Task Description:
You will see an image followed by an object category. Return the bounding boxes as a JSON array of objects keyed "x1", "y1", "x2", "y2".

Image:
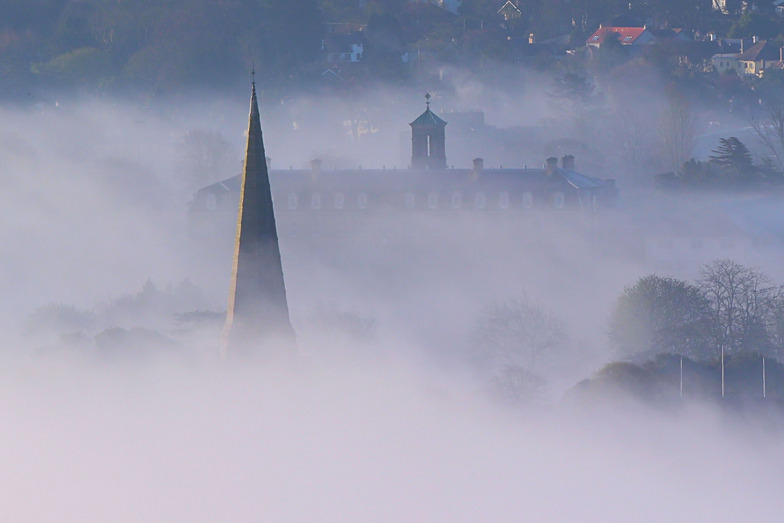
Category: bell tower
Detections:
[{"x1": 410, "y1": 93, "x2": 447, "y2": 170}]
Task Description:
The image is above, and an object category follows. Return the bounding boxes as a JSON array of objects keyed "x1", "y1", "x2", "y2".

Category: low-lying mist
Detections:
[
  {"x1": 2, "y1": 346, "x2": 784, "y2": 521},
  {"x1": 3, "y1": 79, "x2": 784, "y2": 520}
]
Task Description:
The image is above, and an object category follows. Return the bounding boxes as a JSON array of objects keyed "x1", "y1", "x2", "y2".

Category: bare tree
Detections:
[
  {"x1": 491, "y1": 365, "x2": 549, "y2": 404},
  {"x1": 659, "y1": 89, "x2": 696, "y2": 173},
  {"x1": 177, "y1": 128, "x2": 235, "y2": 188},
  {"x1": 764, "y1": 286, "x2": 784, "y2": 359},
  {"x1": 698, "y1": 260, "x2": 777, "y2": 355},
  {"x1": 474, "y1": 293, "x2": 567, "y2": 373},
  {"x1": 750, "y1": 104, "x2": 784, "y2": 170}
]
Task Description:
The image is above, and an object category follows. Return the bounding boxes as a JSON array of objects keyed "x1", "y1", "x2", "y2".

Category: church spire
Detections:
[{"x1": 221, "y1": 79, "x2": 295, "y2": 357}]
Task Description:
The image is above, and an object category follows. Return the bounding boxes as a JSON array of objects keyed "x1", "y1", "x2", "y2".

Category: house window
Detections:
[
  {"x1": 334, "y1": 192, "x2": 344, "y2": 210},
  {"x1": 311, "y1": 193, "x2": 321, "y2": 210},
  {"x1": 357, "y1": 192, "x2": 368, "y2": 209},
  {"x1": 522, "y1": 192, "x2": 533, "y2": 209},
  {"x1": 475, "y1": 192, "x2": 486, "y2": 209},
  {"x1": 499, "y1": 191, "x2": 509, "y2": 209},
  {"x1": 428, "y1": 192, "x2": 438, "y2": 209},
  {"x1": 405, "y1": 192, "x2": 416, "y2": 209},
  {"x1": 554, "y1": 192, "x2": 565, "y2": 209},
  {"x1": 287, "y1": 193, "x2": 298, "y2": 210},
  {"x1": 451, "y1": 191, "x2": 462, "y2": 209},
  {"x1": 205, "y1": 193, "x2": 217, "y2": 211}
]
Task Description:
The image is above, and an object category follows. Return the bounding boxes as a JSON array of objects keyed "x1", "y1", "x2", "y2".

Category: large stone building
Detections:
[{"x1": 188, "y1": 97, "x2": 618, "y2": 251}]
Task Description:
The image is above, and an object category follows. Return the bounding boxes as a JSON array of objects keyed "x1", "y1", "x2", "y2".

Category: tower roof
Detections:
[
  {"x1": 410, "y1": 107, "x2": 447, "y2": 127},
  {"x1": 410, "y1": 93, "x2": 447, "y2": 127},
  {"x1": 222, "y1": 77, "x2": 295, "y2": 356}
]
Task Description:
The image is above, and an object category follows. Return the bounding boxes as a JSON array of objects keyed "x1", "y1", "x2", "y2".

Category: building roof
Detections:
[
  {"x1": 649, "y1": 28, "x2": 691, "y2": 41},
  {"x1": 410, "y1": 107, "x2": 447, "y2": 127},
  {"x1": 737, "y1": 40, "x2": 782, "y2": 62},
  {"x1": 586, "y1": 27, "x2": 651, "y2": 46},
  {"x1": 497, "y1": 1, "x2": 522, "y2": 16}
]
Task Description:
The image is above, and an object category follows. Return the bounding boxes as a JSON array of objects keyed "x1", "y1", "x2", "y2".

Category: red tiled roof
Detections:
[{"x1": 586, "y1": 27, "x2": 647, "y2": 46}]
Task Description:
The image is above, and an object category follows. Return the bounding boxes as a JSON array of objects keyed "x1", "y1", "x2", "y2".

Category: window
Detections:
[
  {"x1": 428, "y1": 192, "x2": 438, "y2": 209},
  {"x1": 451, "y1": 191, "x2": 462, "y2": 209},
  {"x1": 427, "y1": 134, "x2": 432, "y2": 157},
  {"x1": 287, "y1": 193, "x2": 298, "y2": 210},
  {"x1": 311, "y1": 193, "x2": 321, "y2": 210},
  {"x1": 404, "y1": 192, "x2": 416, "y2": 209},
  {"x1": 334, "y1": 192, "x2": 344, "y2": 210},
  {"x1": 475, "y1": 192, "x2": 486, "y2": 209},
  {"x1": 522, "y1": 192, "x2": 533, "y2": 209},
  {"x1": 553, "y1": 192, "x2": 565, "y2": 209},
  {"x1": 499, "y1": 191, "x2": 509, "y2": 209},
  {"x1": 357, "y1": 192, "x2": 368, "y2": 209}
]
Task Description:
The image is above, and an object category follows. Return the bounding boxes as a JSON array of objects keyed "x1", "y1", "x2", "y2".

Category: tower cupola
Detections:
[{"x1": 410, "y1": 93, "x2": 447, "y2": 170}]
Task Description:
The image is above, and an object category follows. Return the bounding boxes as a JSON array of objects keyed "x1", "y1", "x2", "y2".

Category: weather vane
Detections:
[{"x1": 425, "y1": 92, "x2": 431, "y2": 108}]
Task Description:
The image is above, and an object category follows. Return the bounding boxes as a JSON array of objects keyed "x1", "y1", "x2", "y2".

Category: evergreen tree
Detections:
[{"x1": 709, "y1": 137, "x2": 754, "y2": 179}]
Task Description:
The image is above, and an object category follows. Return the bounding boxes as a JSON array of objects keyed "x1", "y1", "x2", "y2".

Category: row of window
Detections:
[{"x1": 284, "y1": 191, "x2": 566, "y2": 210}]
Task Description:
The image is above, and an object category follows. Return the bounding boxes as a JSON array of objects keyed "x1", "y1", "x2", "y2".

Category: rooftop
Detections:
[
  {"x1": 737, "y1": 40, "x2": 782, "y2": 62},
  {"x1": 586, "y1": 27, "x2": 651, "y2": 46},
  {"x1": 410, "y1": 107, "x2": 447, "y2": 127}
]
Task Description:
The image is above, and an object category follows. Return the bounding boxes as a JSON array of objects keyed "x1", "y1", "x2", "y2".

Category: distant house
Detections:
[
  {"x1": 585, "y1": 27, "x2": 657, "y2": 49},
  {"x1": 323, "y1": 32, "x2": 364, "y2": 63},
  {"x1": 408, "y1": 0, "x2": 461, "y2": 14},
  {"x1": 711, "y1": 53, "x2": 741, "y2": 75},
  {"x1": 497, "y1": 1, "x2": 522, "y2": 21},
  {"x1": 775, "y1": 0, "x2": 784, "y2": 17},
  {"x1": 712, "y1": 0, "x2": 731, "y2": 14},
  {"x1": 736, "y1": 40, "x2": 784, "y2": 77}
]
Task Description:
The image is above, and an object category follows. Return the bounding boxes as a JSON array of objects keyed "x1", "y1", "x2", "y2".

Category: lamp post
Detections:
[{"x1": 721, "y1": 344, "x2": 725, "y2": 399}]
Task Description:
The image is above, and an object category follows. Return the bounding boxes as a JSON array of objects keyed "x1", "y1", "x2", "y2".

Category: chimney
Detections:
[
  {"x1": 562, "y1": 154, "x2": 575, "y2": 171},
  {"x1": 780, "y1": 46, "x2": 783, "y2": 62},
  {"x1": 310, "y1": 158, "x2": 322, "y2": 173},
  {"x1": 473, "y1": 157, "x2": 484, "y2": 173},
  {"x1": 753, "y1": 35, "x2": 758, "y2": 44},
  {"x1": 545, "y1": 156, "x2": 558, "y2": 175}
]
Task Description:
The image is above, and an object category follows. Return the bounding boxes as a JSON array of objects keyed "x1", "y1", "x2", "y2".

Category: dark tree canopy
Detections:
[{"x1": 609, "y1": 275, "x2": 712, "y2": 359}]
